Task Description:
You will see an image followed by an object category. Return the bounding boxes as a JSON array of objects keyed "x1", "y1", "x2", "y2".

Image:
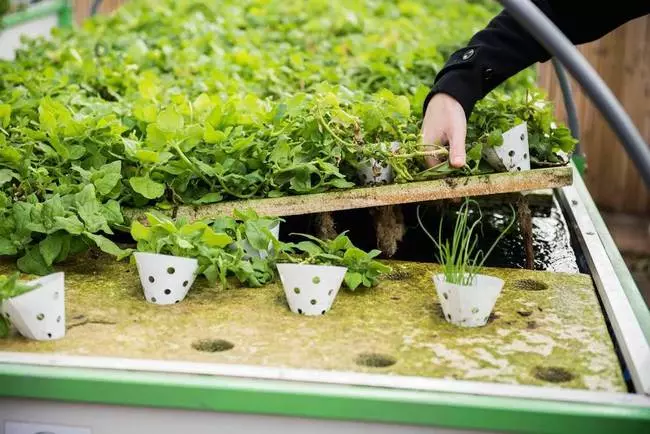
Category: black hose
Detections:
[
  {"x1": 551, "y1": 58, "x2": 581, "y2": 149},
  {"x1": 91, "y1": 0, "x2": 103, "y2": 16},
  {"x1": 498, "y1": 0, "x2": 650, "y2": 187}
]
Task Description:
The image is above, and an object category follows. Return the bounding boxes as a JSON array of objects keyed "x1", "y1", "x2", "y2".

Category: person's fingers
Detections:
[
  {"x1": 424, "y1": 135, "x2": 445, "y2": 167},
  {"x1": 448, "y1": 122, "x2": 466, "y2": 168}
]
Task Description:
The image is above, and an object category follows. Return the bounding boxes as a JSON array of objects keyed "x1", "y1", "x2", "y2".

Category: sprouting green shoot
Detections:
[{"x1": 416, "y1": 198, "x2": 516, "y2": 286}]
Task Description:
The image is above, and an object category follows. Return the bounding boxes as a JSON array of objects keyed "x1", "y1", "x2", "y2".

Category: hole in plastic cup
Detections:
[
  {"x1": 328, "y1": 289, "x2": 333, "y2": 296},
  {"x1": 36, "y1": 313, "x2": 45, "y2": 321},
  {"x1": 312, "y1": 276, "x2": 320, "y2": 284},
  {"x1": 508, "y1": 150, "x2": 515, "y2": 157},
  {"x1": 310, "y1": 299, "x2": 317, "y2": 305},
  {"x1": 148, "y1": 276, "x2": 155, "y2": 283},
  {"x1": 294, "y1": 287, "x2": 300, "y2": 294},
  {"x1": 164, "y1": 289, "x2": 171, "y2": 295},
  {"x1": 355, "y1": 353, "x2": 397, "y2": 368},
  {"x1": 151, "y1": 297, "x2": 157, "y2": 303},
  {"x1": 175, "y1": 300, "x2": 180, "y2": 303},
  {"x1": 321, "y1": 310, "x2": 326, "y2": 315},
  {"x1": 298, "y1": 309, "x2": 303, "y2": 314},
  {"x1": 53, "y1": 291, "x2": 59, "y2": 300},
  {"x1": 523, "y1": 153, "x2": 528, "y2": 159},
  {"x1": 442, "y1": 292, "x2": 448, "y2": 299},
  {"x1": 56, "y1": 316, "x2": 61, "y2": 323},
  {"x1": 192, "y1": 339, "x2": 234, "y2": 353},
  {"x1": 47, "y1": 333, "x2": 52, "y2": 338},
  {"x1": 183, "y1": 280, "x2": 189, "y2": 287},
  {"x1": 167, "y1": 267, "x2": 176, "y2": 274}
]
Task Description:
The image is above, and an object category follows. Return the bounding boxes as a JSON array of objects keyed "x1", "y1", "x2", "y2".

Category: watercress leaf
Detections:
[
  {"x1": 193, "y1": 192, "x2": 223, "y2": 204},
  {"x1": 52, "y1": 216, "x2": 85, "y2": 235},
  {"x1": 0, "y1": 103, "x2": 10, "y2": 128},
  {"x1": 0, "y1": 237, "x2": 17, "y2": 256},
  {"x1": 244, "y1": 221, "x2": 270, "y2": 250},
  {"x1": 93, "y1": 161, "x2": 122, "y2": 195},
  {"x1": 129, "y1": 176, "x2": 166, "y2": 199},
  {"x1": 0, "y1": 169, "x2": 17, "y2": 186},
  {"x1": 17, "y1": 247, "x2": 52, "y2": 276},
  {"x1": 131, "y1": 220, "x2": 151, "y2": 241},
  {"x1": 344, "y1": 271, "x2": 363, "y2": 290},
  {"x1": 201, "y1": 227, "x2": 233, "y2": 248},
  {"x1": 39, "y1": 232, "x2": 66, "y2": 266},
  {"x1": 156, "y1": 107, "x2": 184, "y2": 133},
  {"x1": 296, "y1": 241, "x2": 322, "y2": 256},
  {"x1": 134, "y1": 149, "x2": 160, "y2": 164},
  {"x1": 84, "y1": 232, "x2": 130, "y2": 258}
]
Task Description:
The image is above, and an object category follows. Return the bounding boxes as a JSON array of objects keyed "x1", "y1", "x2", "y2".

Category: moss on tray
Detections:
[{"x1": 0, "y1": 252, "x2": 625, "y2": 392}]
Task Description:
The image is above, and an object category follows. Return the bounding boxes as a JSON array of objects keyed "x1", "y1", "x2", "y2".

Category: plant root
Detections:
[
  {"x1": 313, "y1": 212, "x2": 338, "y2": 240},
  {"x1": 517, "y1": 195, "x2": 534, "y2": 270},
  {"x1": 371, "y1": 205, "x2": 405, "y2": 257}
]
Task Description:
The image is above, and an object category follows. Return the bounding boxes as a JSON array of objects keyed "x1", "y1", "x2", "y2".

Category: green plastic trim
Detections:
[
  {"x1": 1, "y1": 0, "x2": 69, "y2": 28},
  {"x1": 570, "y1": 163, "x2": 650, "y2": 343},
  {"x1": 1, "y1": 364, "x2": 649, "y2": 433}
]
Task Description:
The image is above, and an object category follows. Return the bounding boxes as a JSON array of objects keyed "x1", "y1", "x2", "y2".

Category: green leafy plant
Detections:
[
  {"x1": 0, "y1": 0, "x2": 573, "y2": 274},
  {"x1": 278, "y1": 232, "x2": 391, "y2": 290},
  {"x1": 0, "y1": 272, "x2": 36, "y2": 337},
  {"x1": 130, "y1": 210, "x2": 276, "y2": 288},
  {"x1": 416, "y1": 198, "x2": 516, "y2": 286}
]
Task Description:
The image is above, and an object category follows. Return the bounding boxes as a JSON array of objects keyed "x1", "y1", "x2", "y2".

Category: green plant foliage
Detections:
[
  {"x1": 278, "y1": 232, "x2": 392, "y2": 290},
  {"x1": 0, "y1": 0, "x2": 573, "y2": 273},
  {"x1": 130, "y1": 210, "x2": 278, "y2": 288},
  {"x1": 0, "y1": 271, "x2": 37, "y2": 337},
  {"x1": 416, "y1": 198, "x2": 516, "y2": 285}
]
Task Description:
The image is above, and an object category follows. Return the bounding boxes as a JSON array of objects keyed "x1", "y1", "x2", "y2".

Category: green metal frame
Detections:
[
  {"x1": 1, "y1": 0, "x2": 72, "y2": 29},
  {"x1": 1, "y1": 364, "x2": 649, "y2": 434},
  {"x1": 570, "y1": 163, "x2": 650, "y2": 342}
]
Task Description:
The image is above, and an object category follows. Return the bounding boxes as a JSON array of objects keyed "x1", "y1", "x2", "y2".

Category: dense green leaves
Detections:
[
  {"x1": 0, "y1": 0, "x2": 574, "y2": 274},
  {"x1": 278, "y1": 232, "x2": 392, "y2": 290}
]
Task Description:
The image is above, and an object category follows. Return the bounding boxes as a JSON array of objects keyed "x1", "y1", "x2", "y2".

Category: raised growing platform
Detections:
[
  {"x1": 125, "y1": 166, "x2": 572, "y2": 220},
  {"x1": 0, "y1": 249, "x2": 624, "y2": 393}
]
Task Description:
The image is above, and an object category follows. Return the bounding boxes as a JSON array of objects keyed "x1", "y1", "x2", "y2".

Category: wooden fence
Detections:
[
  {"x1": 73, "y1": 1, "x2": 650, "y2": 216},
  {"x1": 538, "y1": 15, "x2": 650, "y2": 216}
]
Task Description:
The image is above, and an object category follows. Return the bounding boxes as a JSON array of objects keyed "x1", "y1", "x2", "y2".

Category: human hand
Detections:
[{"x1": 421, "y1": 93, "x2": 467, "y2": 168}]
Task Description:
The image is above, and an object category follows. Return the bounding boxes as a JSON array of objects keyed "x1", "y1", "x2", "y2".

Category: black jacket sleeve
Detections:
[{"x1": 424, "y1": 1, "x2": 650, "y2": 119}]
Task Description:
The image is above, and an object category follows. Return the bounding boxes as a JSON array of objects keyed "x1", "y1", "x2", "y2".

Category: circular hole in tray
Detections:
[
  {"x1": 355, "y1": 353, "x2": 397, "y2": 368},
  {"x1": 192, "y1": 339, "x2": 235, "y2": 353},
  {"x1": 513, "y1": 279, "x2": 548, "y2": 291},
  {"x1": 532, "y1": 366, "x2": 575, "y2": 383}
]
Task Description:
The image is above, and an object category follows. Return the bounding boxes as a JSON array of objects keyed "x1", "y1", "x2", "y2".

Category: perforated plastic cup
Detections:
[
  {"x1": 358, "y1": 142, "x2": 399, "y2": 186},
  {"x1": 276, "y1": 263, "x2": 347, "y2": 316},
  {"x1": 1, "y1": 272, "x2": 66, "y2": 340},
  {"x1": 134, "y1": 252, "x2": 198, "y2": 305},
  {"x1": 432, "y1": 273, "x2": 504, "y2": 327}
]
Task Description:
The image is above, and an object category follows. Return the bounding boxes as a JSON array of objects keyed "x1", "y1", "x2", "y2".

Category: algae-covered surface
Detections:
[{"x1": 0, "y1": 253, "x2": 626, "y2": 392}]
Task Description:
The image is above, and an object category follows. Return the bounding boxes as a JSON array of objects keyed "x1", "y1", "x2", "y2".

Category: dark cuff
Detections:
[{"x1": 422, "y1": 46, "x2": 486, "y2": 121}]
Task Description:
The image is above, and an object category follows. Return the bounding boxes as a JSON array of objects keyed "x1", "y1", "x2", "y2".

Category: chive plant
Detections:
[{"x1": 417, "y1": 198, "x2": 516, "y2": 286}]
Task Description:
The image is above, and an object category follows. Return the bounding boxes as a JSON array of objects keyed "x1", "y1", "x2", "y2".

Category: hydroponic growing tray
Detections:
[{"x1": 0, "y1": 254, "x2": 624, "y2": 392}]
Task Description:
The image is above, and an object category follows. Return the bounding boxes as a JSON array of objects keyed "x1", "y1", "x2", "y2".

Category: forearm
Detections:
[{"x1": 425, "y1": 1, "x2": 650, "y2": 119}]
